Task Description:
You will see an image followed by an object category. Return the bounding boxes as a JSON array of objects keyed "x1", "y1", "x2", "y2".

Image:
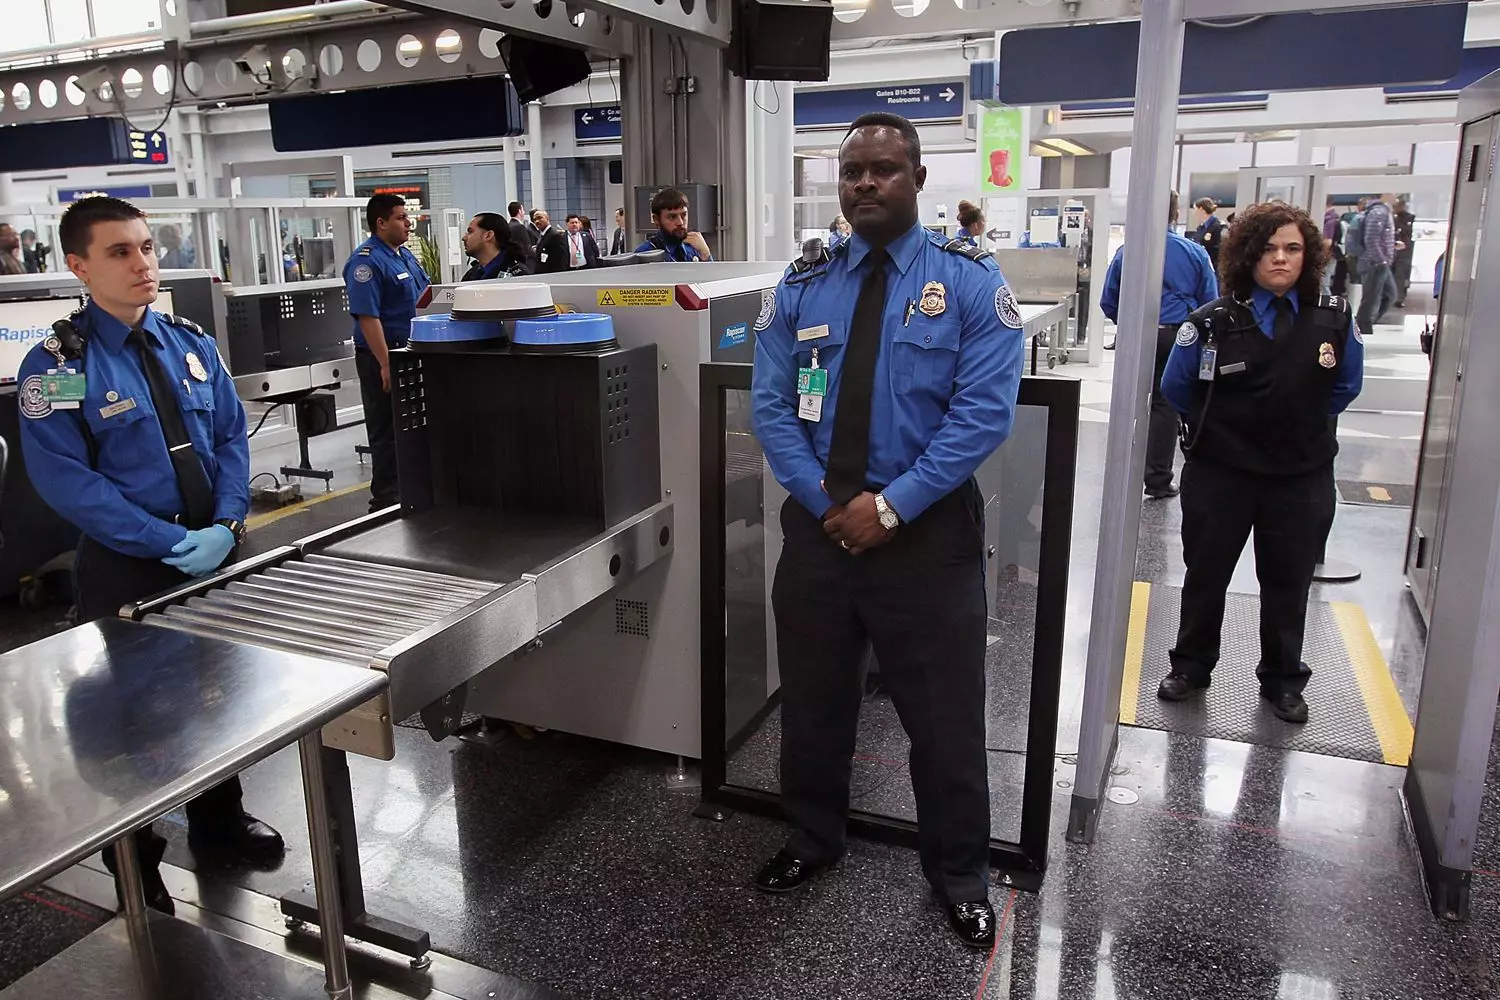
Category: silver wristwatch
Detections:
[{"x1": 874, "y1": 493, "x2": 900, "y2": 531}]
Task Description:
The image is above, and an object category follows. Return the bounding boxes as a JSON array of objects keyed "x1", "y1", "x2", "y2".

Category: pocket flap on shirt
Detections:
[
  {"x1": 893, "y1": 317, "x2": 960, "y2": 352},
  {"x1": 84, "y1": 394, "x2": 152, "y2": 433}
]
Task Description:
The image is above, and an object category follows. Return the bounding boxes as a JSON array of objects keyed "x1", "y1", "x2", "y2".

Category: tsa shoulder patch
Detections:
[
  {"x1": 995, "y1": 284, "x2": 1023, "y2": 328},
  {"x1": 353, "y1": 263, "x2": 374, "y2": 283},
  {"x1": 754, "y1": 288, "x2": 777, "y2": 331},
  {"x1": 19, "y1": 375, "x2": 51, "y2": 419},
  {"x1": 1176, "y1": 322, "x2": 1199, "y2": 347}
]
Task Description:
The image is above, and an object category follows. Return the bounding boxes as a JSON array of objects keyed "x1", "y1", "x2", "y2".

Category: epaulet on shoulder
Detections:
[
  {"x1": 158, "y1": 312, "x2": 206, "y2": 337},
  {"x1": 939, "y1": 237, "x2": 992, "y2": 264},
  {"x1": 357, "y1": 245, "x2": 373, "y2": 256}
]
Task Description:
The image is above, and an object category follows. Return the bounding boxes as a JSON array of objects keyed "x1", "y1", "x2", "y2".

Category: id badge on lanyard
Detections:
[{"x1": 798, "y1": 348, "x2": 828, "y2": 421}]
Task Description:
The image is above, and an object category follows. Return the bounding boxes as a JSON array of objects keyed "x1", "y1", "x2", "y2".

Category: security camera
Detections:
[
  {"x1": 234, "y1": 45, "x2": 273, "y2": 80},
  {"x1": 75, "y1": 66, "x2": 115, "y2": 94}
]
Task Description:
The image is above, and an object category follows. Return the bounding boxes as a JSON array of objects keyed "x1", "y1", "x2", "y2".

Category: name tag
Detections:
[
  {"x1": 1219, "y1": 361, "x2": 1247, "y2": 375},
  {"x1": 99, "y1": 397, "x2": 138, "y2": 419},
  {"x1": 396, "y1": 271, "x2": 411, "y2": 280},
  {"x1": 796, "y1": 324, "x2": 830, "y2": 342}
]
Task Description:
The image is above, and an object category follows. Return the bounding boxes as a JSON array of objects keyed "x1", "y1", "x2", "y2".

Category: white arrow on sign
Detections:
[
  {"x1": 581, "y1": 112, "x2": 593, "y2": 124},
  {"x1": 939, "y1": 87, "x2": 956, "y2": 102},
  {"x1": 151, "y1": 133, "x2": 163, "y2": 147}
]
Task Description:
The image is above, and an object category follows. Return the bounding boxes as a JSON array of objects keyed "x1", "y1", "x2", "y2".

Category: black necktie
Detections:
[
  {"x1": 1272, "y1": 296, "x2": 1295, "y2": 341},
  {"x1": 824, "y1": 247, "x2": 890, "y2": 506},
  {"x1": 127, "y1": 326, "x2": 215, "y2": 529}
]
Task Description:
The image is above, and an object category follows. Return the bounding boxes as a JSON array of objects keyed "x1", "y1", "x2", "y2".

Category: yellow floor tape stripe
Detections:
[
  {"x1": 1118, "y1": 581, "x2": 1151, "y2": 725},
  {"x1": 246, "y1": 481, "x2": 370, "y2": 532},
  {"x1": 1329, "y1": 601, "x2": 1414, "y2": 766}
]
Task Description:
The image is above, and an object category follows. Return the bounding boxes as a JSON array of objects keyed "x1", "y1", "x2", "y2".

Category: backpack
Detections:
[{"x1": 1345, "y1": 213, "x2": 1365, "y2": 257}]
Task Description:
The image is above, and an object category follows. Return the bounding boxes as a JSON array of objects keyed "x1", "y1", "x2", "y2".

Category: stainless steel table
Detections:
[
  {"x1": 1019, "y1": 299, "x2": 1075, "y2": 374},
  {"x1": 0, "y1": 617, "x2": 387, "y2": 999}
]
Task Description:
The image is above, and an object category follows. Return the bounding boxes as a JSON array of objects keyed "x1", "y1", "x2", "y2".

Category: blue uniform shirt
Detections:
[
  {"x1": 1099, "y1": 228, "x2": 1219, "y2": 326},
  {"x1": 17, "y1": 301, "x2": 250, "y2": 559},
  {"x1": 462, "y1": 255, "x2": 510, "y2": 282},
  {"x1": 752, "y1": 222, "x2": 1026, "y2": 522},
  {"x1": 1161, "y1": 286, "x2": 1364, "y2": 416},
  {"x1": 344, "y1": 236, "x2": 430, "y2": 348},
  {"x1": 635, "y1": 233, "x2": 710, "y2": 262}
]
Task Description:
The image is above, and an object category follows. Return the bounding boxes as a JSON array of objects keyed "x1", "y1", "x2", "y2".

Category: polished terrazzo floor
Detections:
[{"x1": 6, "y1": 309, "x2": 1498, "y2": 999}]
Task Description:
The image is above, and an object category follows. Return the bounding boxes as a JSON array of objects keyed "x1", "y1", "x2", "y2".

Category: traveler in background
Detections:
[
  {"x1": 564, "y1": 213, "x2": 602, "y2": 269},
  {"x1": 1322, "y1": 207, "x2": 1347, "y2": 297},
  {"x1": 610, "y1": 207, "x2": 628, "y2": 256},
  {"x1": 0, "y1": 224, "x2": 24, "y2": 275},
  {"x1": 1099, "y1": 190, "x2": 1219, "y2": 499},
  {"x1": 1192, "y1": 197, "x2": 1226, "y2": 271},
  {"x1": 532, "y1": 209, "x2": 570, "y2": 274},
  {"x1": 1355, "y1": 193, "x2": 1399, "y2": 339},
  {"x1": 1342, "y1": 197, "x2": 1368, "y2": 314},
  {"x1": 1392, "y1": 197, "x2": 1416, "y2": 308},
  {"x1": 157, "y1": 224, "x2": 195, "y2": 269},
  {"x1": 20, "y1": 229, "x2": 47, "y2": 273},
  {"x1": 957, "y1": 200, "x2": 987, "y2": 250},
  {"x1": 828, "y1": 215, "x2": 851, "y2": 251}
]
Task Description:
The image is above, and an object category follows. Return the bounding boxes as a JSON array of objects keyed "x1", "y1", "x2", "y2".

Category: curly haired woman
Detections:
[{"x1": 1155, "y1": 201, "x2": 1364, "y2": 724}]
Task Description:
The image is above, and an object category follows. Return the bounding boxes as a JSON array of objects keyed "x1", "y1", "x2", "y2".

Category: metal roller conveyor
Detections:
[{"x1": 127, "y1": 501, "x2": 677, "y2": 763}]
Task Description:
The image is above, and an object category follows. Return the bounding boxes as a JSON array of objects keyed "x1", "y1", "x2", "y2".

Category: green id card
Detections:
[
  {"x1": 796, "y1": 366, "x2": 828, "y2": 397},
  {"x1": 42, "y1": 370, "x2": 87, "y2": 408}
]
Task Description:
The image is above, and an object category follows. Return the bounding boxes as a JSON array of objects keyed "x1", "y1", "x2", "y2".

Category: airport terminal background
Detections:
[{"x1": 2, "y1": 1, "x2": 1500, "y2": 998}]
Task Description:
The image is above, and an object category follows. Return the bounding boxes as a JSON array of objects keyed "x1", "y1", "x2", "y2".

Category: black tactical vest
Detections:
[{"x1": 1183, "y1": 293, "x2": 1352, "y2": 476}]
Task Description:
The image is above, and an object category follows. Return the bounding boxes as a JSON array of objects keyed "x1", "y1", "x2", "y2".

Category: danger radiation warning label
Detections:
[{"x1": 596, "y1": 287, "x2": 673, "y2": 307}]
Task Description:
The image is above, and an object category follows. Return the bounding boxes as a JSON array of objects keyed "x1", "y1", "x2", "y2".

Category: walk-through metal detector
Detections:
[
  {"x1": 1233, "y1": 165, "x2": 1328, "y2": 216},
  {"x1": 1065, "y1": 0, "x2": 1469, "y2": 851},
  {"x1": 1403, "y1": 68, "x2": 1500, "y2": 922}
]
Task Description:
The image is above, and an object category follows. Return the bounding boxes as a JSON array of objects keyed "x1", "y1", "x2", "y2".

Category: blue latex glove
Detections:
[{"x1": 162, "y1": 524, "x2": 235, "y2": 577}]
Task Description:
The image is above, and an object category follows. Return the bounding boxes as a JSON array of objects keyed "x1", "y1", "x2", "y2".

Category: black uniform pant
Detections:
[
  {"x1": 75, "y1": 536, "x2": 246, "y2": 870},
  {"x1": 1168, "y1": 459, "x2": 1334, "y2": 696},
  {"x1": 1145, "y1": 324, "x2": 1181, "y2": 492},
  {"x1": 356, "y1": 348, "x2": 399, "y2": 512},
  {"x1": 772, "y1": 483, "x2": 990, "y2": 904}
]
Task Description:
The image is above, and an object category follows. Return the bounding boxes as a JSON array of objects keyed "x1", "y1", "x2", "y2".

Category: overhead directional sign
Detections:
[
  {"x1": 793, "y1": 80, "x2": 966, "y2": 129},
  {"x1": 574, "y1": 105, "x2": 623, "y2": 143},
  {"x1": 127, "y1": 129, "x2": 169, "y2": 165}
]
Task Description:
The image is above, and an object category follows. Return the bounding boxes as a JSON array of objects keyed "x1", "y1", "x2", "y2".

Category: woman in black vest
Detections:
[{"x1": 1156, "y1": 202, "x2": 1364, "y2": 724}]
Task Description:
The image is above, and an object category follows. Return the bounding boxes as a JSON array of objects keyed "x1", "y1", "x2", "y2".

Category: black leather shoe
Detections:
[
  {"x1": 189, "y1": 813, "x2": 286, "y2": 868},
  {"x1": 751, "y1": 848, "x2": 833, "y2": 893},
  {"x1": 113, "y1": 868, "x2": 175, "y2": 916},
  {"x1": 948, "y1": 900, "x2": 997, "y2": 950},
  {"x1": 1157, "y1": 673, "x2": 1208, "y2": 702},
  {"x1": 1263, "y1": 690, "x2": 1309, "y2": 724},
  {"x1": 1144, "y1": 483, "x2": 1180, "y2": 499}
]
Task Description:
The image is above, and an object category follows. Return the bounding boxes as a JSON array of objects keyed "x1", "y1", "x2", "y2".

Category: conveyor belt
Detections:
[{"x1": 147, "y1": 553, "x2": 498, "y2": 666}]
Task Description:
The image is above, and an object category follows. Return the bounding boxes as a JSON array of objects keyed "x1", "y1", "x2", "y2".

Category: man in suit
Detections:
[
  {"x1": 563, "y1": 214, "x2": 601, "y2": 270},
  {"x1": 610, "y1": 207, "x2": 628, "y2": 256},
  {"x1": 532, "y1": 210, "x2": 571, "y2": 274},
  {"x1": 508, "y1": 201, "x2": 536, "y2": 265}
]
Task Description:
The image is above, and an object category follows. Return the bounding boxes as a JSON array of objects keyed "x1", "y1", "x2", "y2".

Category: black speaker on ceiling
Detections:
[
  {"x1": 729, "y1": 0, "x2": 833, "y2": 82},
  {"x1": 500, "y1": 35, "x2": 592, "y2": 103}
]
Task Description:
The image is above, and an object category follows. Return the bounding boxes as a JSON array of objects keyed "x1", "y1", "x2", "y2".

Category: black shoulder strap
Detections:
[
  {"x1": 49, "y1": 311, "x2": 97, "y2": 468},
  {"x1": 941, "y1": 238, "x2": 991, "y2": 263},
  {"x1": 647, "y1": 234, "x2": 667, "y2": 252},
  {"x1": 787, "y1": 240, "x2": 845, "y2": 285},
  {"x1": 156, "y1": 312, "x2": 206, "y2": 337}
]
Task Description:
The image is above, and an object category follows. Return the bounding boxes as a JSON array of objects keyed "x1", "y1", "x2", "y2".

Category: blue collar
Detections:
[
  {"x1": 364, "y1": 236, "x2": 406, "y2": 259},
  {"x1": 845, "y1": 221, "x2": 926, "y2": 276},
  {"x1": 1251, "y1": 285, "x2": 1299, "y2": 316},
  {"x1": 82, "y1": 300, "x2": 158, "y2": 354}
]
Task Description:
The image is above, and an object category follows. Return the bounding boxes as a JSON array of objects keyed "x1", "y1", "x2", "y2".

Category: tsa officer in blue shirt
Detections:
[
  {"x1": 1158, "y1": 201, "x2": 1363, "y2": 725},
  {"x1": 635, "y1": 187, "x2": 714, "y2": 262},
  {"x1": 750, "y1": 112, "x2": 1024, "y2": 950},
  {"x1": 344, "y1": 194, "x2": 429, "y2": 511},
  {"x1": 1100, "y1": 190, "x2": 1219, "y2": 498},
  {"x1": 16, "y1": 195, "x2": 283, "y2": 914},
  {"x1": 461, "y1": 212, "x2": 528, "y2": 280}
]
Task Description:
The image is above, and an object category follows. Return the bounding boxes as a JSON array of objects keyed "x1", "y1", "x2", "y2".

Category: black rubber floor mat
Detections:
[
  {"x1": 1337, "y1": 480, "x2": 1415, "y2": 508},
  {"x1": 0, "y1": 886, "x2": 111, "y2": 989}
]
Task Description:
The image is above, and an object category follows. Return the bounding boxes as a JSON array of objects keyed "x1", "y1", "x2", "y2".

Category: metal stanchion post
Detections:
[
  {"x1": 299, "y1": 732, "x2": 353, "y2": 999},
  {"x1": 113, "y1": 836, "x2": 161, "y2": 995}
]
